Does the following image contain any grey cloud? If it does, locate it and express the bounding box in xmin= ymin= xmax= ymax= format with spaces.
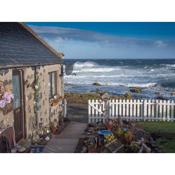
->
xmin=28 ymin=25 xmax=175 ymax=59
xmin=30 ymin=25 xmax=161 ymax=47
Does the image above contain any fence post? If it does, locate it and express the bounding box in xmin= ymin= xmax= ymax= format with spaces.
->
xmin=170 ymin=100 xmax=174 ymax=121
xmin=155 ymin=100 xmax=159 ymax=121
xmin=151 ymin=99 xmax=155 ymax=121
xmin=111 ymin=99 xmax=114 ymax=118
xmin=126 ymin=99 xmax=129 ymax=119
xmin=167 ymin=100 xmax=170 ymax=121
xmin=159 ymin=100 xmax=163 ymax=121
xmin=88 ymin=98 xmax=175 ymax=123
xmin=133 ymin=99 xmax=136 ymax=120
xmin=116 ymin=99 xmax=118 ymax=118
xmin=108 ymin=99 xmax=111 ymax=118
xmin=163 ymin=100 xmax=166 ymax=121
xmin=143 ymin=100 xmax=147 ymax=121
xmin=88 ymin=100 xmax=91 ymax=123
xmin=130 ymin=99 xmax=133 ymax=120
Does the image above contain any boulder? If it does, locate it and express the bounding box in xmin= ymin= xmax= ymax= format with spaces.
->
xmin=124 ymin=92 xmax=132 ymax=99
xmin=130 ymin=87 xmax=142 ymax=93
xmin=92 ymin=82 xmax=101 ymax=86
xmin=171 ymin=92 xmax=175 ymax=96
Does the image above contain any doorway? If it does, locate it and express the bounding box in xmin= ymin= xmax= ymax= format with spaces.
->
xmin=12 ymin=69 xmax=25 ymax=142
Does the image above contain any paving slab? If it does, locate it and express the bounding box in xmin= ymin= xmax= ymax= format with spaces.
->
xmin=43 ymin=121 xmax=87 ymax=153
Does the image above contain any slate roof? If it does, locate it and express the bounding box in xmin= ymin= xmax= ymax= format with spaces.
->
xmin=0 ymin=23 xmax=63 ymax=68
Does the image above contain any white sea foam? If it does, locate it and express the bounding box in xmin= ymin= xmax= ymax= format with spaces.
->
xmin=64 ymin=61 xmax=175 ymax=89
xmin=73 ymin=67 xmax=117 ymax=73
xmin=164 ymin=64 xmax=175 ymax=68
xmin=72 ymin=61 xmax=117 ymax=73
xmin=73 ymin=61 xmax=97 ymax=68
xmin=108 ymin=82 xmax=157 ymax=88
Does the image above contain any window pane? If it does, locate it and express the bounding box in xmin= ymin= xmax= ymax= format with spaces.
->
xmin=52 ymin=72 xmax=56 ymax=96
xmin=49 ymin=73 xmax=52 ymax=98
xmin=12 ymin=74 xmax=21 ymax=109
xmin=48 ymin=72 xmax=57 ymax=98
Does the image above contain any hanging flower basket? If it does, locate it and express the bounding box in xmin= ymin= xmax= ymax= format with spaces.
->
xmin=0 ymin=92 xmax=14 ymax=115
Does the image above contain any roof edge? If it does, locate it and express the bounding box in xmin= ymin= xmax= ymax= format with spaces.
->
xmin=19 ymin=22 xmax=64 ymax=59
xmin=0 ymin=62 xmax=63 ymax=70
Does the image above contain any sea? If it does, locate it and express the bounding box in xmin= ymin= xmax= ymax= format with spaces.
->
xmin=64 ymin=59 xmax=175 ymax=100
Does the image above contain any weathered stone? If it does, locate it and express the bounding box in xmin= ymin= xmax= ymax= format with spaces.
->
xmin=130 ymin=87 xmax=142 ymax=93
xmin=124 ymin=92 xmax=132 ymax=99
xmin=171 ymin=92 xmax=175 ymax=96
xmin=92 ymin=82 xmax=102 ymax=86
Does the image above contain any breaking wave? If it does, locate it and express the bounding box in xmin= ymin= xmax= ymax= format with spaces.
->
xmin=72 ymin=61 xmax=116 ymax=73
xmin=64 ymin=59 xmax=175 ymax=88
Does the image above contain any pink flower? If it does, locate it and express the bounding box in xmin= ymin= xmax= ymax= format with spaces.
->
xmin=0 ymin=92 xmax=14 ymax=108
xmin=3 ymin=92 xmax=14 ymax=103
xmin=0 ymin=99 xmax=6 ymax=108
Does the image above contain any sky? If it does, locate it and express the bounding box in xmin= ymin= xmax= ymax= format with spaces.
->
xmin=27 ymin=22 xmax=175 ymax=59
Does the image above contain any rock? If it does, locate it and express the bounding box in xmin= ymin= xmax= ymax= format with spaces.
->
xmin=95 ymin=88 xmax=101 ymax=93
xmin=130 ymin=87 xmax=142 ymax=93
xmin=171 ymin=92 xmax=175 ymax=96
xmin=124 ymin=92 xmax=132 ymax=99
xmin=92 ymin=82 xmax=101 ymax=86
xmin=156 ymin=95 xmax=166 ymax=100
xmin=155 ymin=92 xmax=160 ymax=96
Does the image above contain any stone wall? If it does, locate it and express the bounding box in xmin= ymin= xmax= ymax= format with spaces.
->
xmin=24 ymin=64 xmax=64 ymax=137
xmin=0 ymin=69 xmax=13 ymax=129
xmin=0 ymin=64 xmax=64 ymax=139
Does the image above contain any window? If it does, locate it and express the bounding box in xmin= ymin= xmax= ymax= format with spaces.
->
xmin=49 ymin=71 xmax=57 ymax=98
xmin=12 ymin=71 xmax=22 ymax=109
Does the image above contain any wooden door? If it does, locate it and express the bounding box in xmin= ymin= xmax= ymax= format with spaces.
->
xmin=12 ymin=70 xmax=25 ymax=142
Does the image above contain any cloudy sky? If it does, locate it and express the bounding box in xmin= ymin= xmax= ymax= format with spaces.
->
xmin=27 ymin=22 xmax=175 ymax=59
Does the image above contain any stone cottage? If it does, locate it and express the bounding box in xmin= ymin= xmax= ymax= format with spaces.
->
xmin=0 ymin=23 xmax=65 ymax=146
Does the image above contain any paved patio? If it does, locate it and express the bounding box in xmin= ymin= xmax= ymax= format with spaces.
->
xmin=43 ymin=121 xmax=87 ymax=153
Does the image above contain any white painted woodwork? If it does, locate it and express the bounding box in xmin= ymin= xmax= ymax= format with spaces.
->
xmin=88 ymin=99 xmax=175 ymax=123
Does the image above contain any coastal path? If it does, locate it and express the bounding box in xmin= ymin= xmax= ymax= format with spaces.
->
xmin=43 ymin=121 xmax=86 ymax=153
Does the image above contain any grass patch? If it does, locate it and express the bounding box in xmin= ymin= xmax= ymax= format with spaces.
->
xmin=137 ymin=121 xmax=175 ymax=135
xmin=156 ymin=138 xmax=175 ymax=153
xmin=65 ymin=92 xmax=134 ymax=105
xmin=65 ymin=92 xmax=100 ymax=104
xmin=137 ymin=121 xmax=175 ymax=152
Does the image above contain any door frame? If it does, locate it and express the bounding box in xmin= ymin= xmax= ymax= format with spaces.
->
xmin=12 ymin=69 xmax=26 ymax=142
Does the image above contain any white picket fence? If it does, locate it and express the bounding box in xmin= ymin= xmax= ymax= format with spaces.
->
xmin=88 ymin=99 xmax=175 ymax=123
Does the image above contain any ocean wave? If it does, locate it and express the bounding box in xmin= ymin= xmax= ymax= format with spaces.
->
xmin=72 ymin=61 xmax=117 ymax=73
xmin=64 ymin=60 xmax=175 ymax=90
xmin=64 ymin=78 xmax=157 ymax=88
xmin=73 ymin=61 xmax=97 ymax=68
xmin=72 ymin=67 xmax=117 ymax=73
xmin=161 ymin=64 xmax=175 ymax=68
xmin=108 ymin=82 xmax=157 ymax=88
xmin=160 ymin=79 xmax=175 ymax=88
